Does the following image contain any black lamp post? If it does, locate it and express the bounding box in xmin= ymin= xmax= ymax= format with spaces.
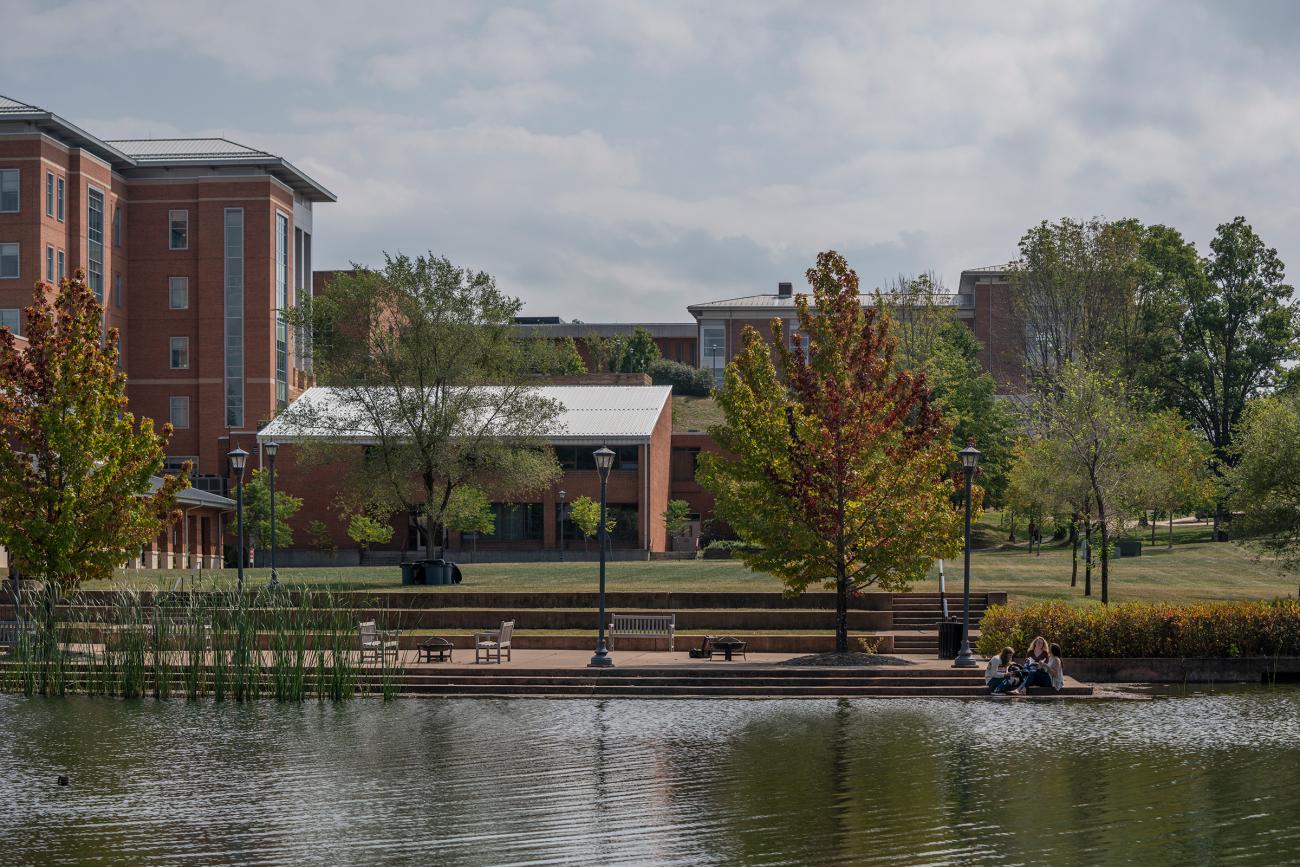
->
xmin=589 ymin=447 xmax=615 ymax=668
xmin=228 ymin=447 xmax=249 ymax=594
xmin=266 ymin=441 xmax=279 ymax=590
xmin=558 ymin=489 xmax=566 ymax=562
xmin=953 ymin=442 xmax=981 ymax=668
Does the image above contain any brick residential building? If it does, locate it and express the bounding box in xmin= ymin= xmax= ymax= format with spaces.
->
xmin=0 ymin=94 xmax=335 ymax=493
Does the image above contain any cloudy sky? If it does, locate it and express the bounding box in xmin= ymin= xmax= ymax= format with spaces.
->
xmin=4 ymin=1 xmax=1298 ymax=320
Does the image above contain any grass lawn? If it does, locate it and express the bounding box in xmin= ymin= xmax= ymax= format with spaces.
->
xmin=673 ymin=395 xmax=724 ymax=432
xmin=88 ymin=516 xmax=1298 ymax=606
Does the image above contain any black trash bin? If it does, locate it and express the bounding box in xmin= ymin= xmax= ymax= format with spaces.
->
xmin=938 ymin=619 xmax=963 ymax=660
xmin=448 ymin=562 xmax=463 ymax=584
xmin=409 ymin=561 xmax=427 ymax=585
xmin=400 ymin=561 xmax=416 ymax=586
xmin=425 ymin=559 xmax=448 ymax=586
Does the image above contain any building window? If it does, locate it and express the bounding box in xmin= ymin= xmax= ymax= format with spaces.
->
xmin=491 ymin=503 xmax=545 ymax=541
xmin=0 ymin=243 xmax=18 ymax=279
xmin=275 ymin=211 xmax=289 ymax=409
xmin=45 ymin=173 xmax=53 ymax=217
xmin=224 ymin=208 xmax=244 ymax=428
xmin=169 ymin=209 xmax=188 ymax=250
xmin=113 ymin=273 xmax=122 ymax=307
xmin=169 ymin=276 xmax=189 ymax=310
xmin=553 ymin=445 xmax=641 ymax=471
xmin=45 ymin=246 xmax=53 ymax=282
xmin=671 ymin=447 xmax=701 ymax=483
xmin=87 ymin=188 xmax=104 ymax=302
xmin=0 ymin=308 xmax=20 ymax=335
xmin=170 ymin=336 xmax=190 ymax=369
xmin=113 ymin=204 xmax=122 ymax=247
xmin=169 ymin=396 xmax=191 ymax=429
xmin=56 ymin=249 xmax=64 ymax=280
xmin=116 ymin=335 xmax=124 ymax=369
xmin=56 ymin=177 xmax=64 ymax=221
xmin=701 ymin=323 xmax=726 ymax=387
xmin=0 ymin=170 xmax=17 ymax=213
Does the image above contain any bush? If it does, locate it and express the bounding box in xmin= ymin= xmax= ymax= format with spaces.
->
xmin=703 ymin=539 xmax=763 ymax=555
xmin=650 ymin=359 xmax=713 ymax=397
xmin=976 ymin=600 xmax=1300 ymax=658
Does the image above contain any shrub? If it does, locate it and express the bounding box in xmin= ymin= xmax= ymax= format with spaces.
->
xmin=703 ymin=539 xmax=763 ymax=555
xmin=650 ymin=359 xmax=713 ymax=396
xmin=976 ymin=600 xmax=1300 ymax=658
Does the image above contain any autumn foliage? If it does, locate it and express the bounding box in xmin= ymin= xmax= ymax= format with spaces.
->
xmin=0 ymin=273 xmax=186 ymax=591
xmin=698 ymin=251 xmax=961 ymax=652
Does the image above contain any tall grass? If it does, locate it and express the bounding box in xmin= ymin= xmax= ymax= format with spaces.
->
xmin=0 ymin=581 xmax=402 ymax=702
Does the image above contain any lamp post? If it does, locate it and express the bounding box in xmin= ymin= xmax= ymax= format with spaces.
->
xmin=953 ymin=442 xmax=981 ymax=668
xmin=558 ymin=489 xmax=566 ymax=562
xmin=589 ymin=447 xmax=615 ymax=668
xmin=265 ymin=441 xmax=279 ymax=590
xmin=228 ymin=447 xmax=249 ymax=594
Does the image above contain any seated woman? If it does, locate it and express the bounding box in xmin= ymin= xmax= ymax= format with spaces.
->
xmin=1046 ymin=643 xmax=1065 ymax=692
xmin=1019 ymin=636 xmax=1057 ymax=693
xmin=985 ymin=646 xmax=1021 ymax=694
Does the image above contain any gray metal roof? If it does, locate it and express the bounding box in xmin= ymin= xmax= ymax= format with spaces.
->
xmin=962 ymin=263 xmax=1019 ymax=275
xmin=689 ymin=291 xmax=966 ymax=316
xmin=146 ymin=477 xmax=236 ymax=510
xmin=0 ymin=93 xmax=335 ymax=202
xmin=109 ymin=138 xmax=273 ymax=160
xmin=260 ymin=385 xmax=672 ymax=445
xmin=519 ymin=322 xmax=696 ymax=339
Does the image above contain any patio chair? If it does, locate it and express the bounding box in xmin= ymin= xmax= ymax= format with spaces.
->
xmin=475 ymin=620 xmax=515 ymax=663
xmin=358 ymin=620 xmax=399 ymax=663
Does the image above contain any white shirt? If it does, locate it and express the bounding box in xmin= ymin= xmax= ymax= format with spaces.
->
xmin=985 ymin=657 xmax=1007 ymax=684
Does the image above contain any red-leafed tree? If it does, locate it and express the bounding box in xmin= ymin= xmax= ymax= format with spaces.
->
xmin=699 ymin=252 xmax=962 ymax=652
xmin=0 ymin=272 xmax=187 ymax=594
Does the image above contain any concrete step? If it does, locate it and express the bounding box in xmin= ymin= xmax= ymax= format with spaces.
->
xmin=386 ymin=683 xmax=1093 ymax=698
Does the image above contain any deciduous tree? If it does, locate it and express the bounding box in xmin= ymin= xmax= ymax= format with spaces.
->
xmin=242 ymin=468 xmax=303 ymax=552
xmin=569 ymin=495 xmax=615 ymax=552
xmin=699 ymin=251 xmax=962 ymax=653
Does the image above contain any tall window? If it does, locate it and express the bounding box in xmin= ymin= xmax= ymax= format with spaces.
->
xmin=224 ymin=208 xmax=244 ymax=428
xmin=701 ymin=323 xmax=726 ymax=387
xmin=45 ymin=173 xmax=53 ymax=216
xmin=169 ymin=336 xmax=190 ymax=369
xmin=113 ymin=204 xmax=122 ymax=247
xmin=275 ymin=212 xmax=289 ymax=408
xmin=56 ymin=249 xmax=64 ymax=280
xmin=56 ymin=177 xmax=64 ymax=221
xmin=169 ymin=276 xmax=189 ymax=310
xmin=0 ymin=170 xmax=17 ymax=213
xmin=169 ymin=396 xmax=191 ymax=429
xmin=45 ymin=246 xmax=53 ymax=282
xmin=0 ymin=309 xmax=20 ymax=335
xmin=113 ymin=273 xmax=122 ymax=307
xmin=169 ymin=209 xmax=188 ymax=250
xmin=0 ymin=243 xmax=18 ymax=279
xmin=87 ymin=188 xmax=104 ymax=301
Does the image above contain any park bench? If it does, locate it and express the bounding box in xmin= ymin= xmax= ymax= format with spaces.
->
xmin=609 ymin=614 xmax=675 ymax=652
xmin=475 ymin=620 xmax=514 ymax=664
xmin=0 ymin=620 xmax=36 ymax=651
xmin=358 ymin=620 xmax=399 ymax=664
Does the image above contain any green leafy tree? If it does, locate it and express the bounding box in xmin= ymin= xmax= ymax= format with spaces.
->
xmin=569 ymin=495 xmax=615 ymax=552
xmin=662 ymin=499 xmax=692 ymax=538
xmin=288 ymin=253 xmax=562 ymax=559
xmin=0 ymin=272 xmax=187 ymax=593
xmin=520 ymin=336 xmax=586 ymax=375
xmin=1226 ymin=395 xmax=1300 ymax=581
xmin=305 ymin=520 xmax=337 ymax=555
xmin=1135 ymin=218 xmax=1300 ymax=539
xmin=619 ymin=327 xmax=661 ymax=373
xmin=443 ymin=486 xmax=496 ymax=538
xmin=699 ymin=251 xmax=962 ymax=652
xmin=582 ymin=334 xmax=626 ymax=373
xmin=347 ymin=514 xmax=394 ymax=552
xmin=242 ymin=467 xmax=303 ymax=551
xmin=1132 ymin=410 xmax=1214 ymax=548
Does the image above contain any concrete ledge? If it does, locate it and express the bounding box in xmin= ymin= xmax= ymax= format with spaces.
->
xmin=1067 ymin=656 xmax=1300 ymax=683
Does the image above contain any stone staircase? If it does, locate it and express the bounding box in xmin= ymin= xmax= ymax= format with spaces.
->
xmin=890 ymin=592 xmax=992 ymax=655
xmin=352 ymin=665 xmax=1092 ymax=698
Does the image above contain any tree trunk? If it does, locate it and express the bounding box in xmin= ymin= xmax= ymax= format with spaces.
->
xmin=1083 ymin=504 xmax=1092 ymax=597
xmin=1097 ymin=496 xmax=1110 ymax=605
xmin=1168 ymin=512 xmax=1174 ymax=550
xmin=1150 ymin=510 xmax=1156 ymax=545
xmin=835 ymin=561 xmax=848 ymax=654
xmin=1213 ymin=500 xmax=1225 ymax=542
xmin=1070 ymin=516 xmax=1078 ymax=587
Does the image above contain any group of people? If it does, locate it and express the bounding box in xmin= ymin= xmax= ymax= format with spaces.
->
xmin=984 ymin=636 xmax=1064 ymax=695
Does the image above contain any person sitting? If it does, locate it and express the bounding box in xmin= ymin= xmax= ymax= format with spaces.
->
xmin=1019 ymin=636 xmax=1057 ymax=693
xmin=1045 ymin=643 xmax=1065 ymax=692
xmin=985 ymin=646 xmax=1021 ymax=694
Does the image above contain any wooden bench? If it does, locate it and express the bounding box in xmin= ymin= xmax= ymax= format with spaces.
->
xmin=358 ymin=620 xmax=399 ymax=664
xmin=475 ymin=620 xmax=514 ymax=664
xmin=609 ymin=614 xmax=675 ymax=652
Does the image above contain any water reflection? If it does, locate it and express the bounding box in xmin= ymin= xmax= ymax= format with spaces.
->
xmin=2 ymin=688 xmax=1298 ymax=865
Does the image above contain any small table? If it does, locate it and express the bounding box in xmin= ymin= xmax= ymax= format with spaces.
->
xmin=711 ymin=637 xmax=746 ymax=661
xmin=418 ymin=638 xmax=454 ymax=663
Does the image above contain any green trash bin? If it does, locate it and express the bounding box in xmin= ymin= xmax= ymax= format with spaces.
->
xmin=425 ymin=560 xmax=448 ymax=586
xmin=400 ymin=562 xmax=416 ymax=586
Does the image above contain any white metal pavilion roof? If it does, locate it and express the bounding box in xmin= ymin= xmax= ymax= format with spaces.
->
xmin=108 ymin=138 xmax=274 ymax=161
xmin=258 ymin=385 xmax=672 ymax=446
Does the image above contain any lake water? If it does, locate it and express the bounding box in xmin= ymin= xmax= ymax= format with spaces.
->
xmin=3 ymin=689 xmax=1299 ymax=865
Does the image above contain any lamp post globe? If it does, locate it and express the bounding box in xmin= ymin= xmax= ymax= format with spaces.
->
xmin=558 ymin=489 xmax=566 ymax=562
xmin=265 ymin=441 xmax=280 ymax=590
xmin=589 ymin=447 xmax=616 ymax=668
xmin=228 ymin=447 xmax=249 ymax=594
xmin=953 ymin=442 xmax=981 ymax=668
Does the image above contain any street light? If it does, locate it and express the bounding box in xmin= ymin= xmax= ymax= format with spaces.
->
xmin=558 ymin=489 xmax=566 ymax=562
xmin=228 ymin=447 xmax=249 ymax=594
xmin=265 ymin=441 xmax=280 ymax=590
xmin=953 ymin=442 xmax=981 ymax=668
xmin=589 ymin=447 xmax=616 ymax=668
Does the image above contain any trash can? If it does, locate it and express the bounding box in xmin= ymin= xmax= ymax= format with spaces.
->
xmin=1118 ymin=539 xmax=1143 ymax=557
xmin=400 ymin=561 xmax=417 ymax=586
xmin=448 ymin=562 xmax=463 ymax=585
xmin=938 ymin=619 xmax=963 ymax=660
xmin=425 ymin=559 xmax=448 ymax=586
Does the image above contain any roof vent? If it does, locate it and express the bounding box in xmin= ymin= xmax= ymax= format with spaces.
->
xmin=778 ymin=281 xmax=793 ymax=298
